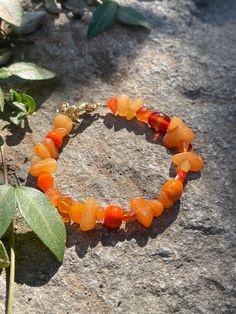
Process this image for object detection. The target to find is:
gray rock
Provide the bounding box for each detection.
[0,0,235,313]
[16,10,46,35]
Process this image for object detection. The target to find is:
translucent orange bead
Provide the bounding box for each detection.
[33,143,51,159]
[29,158,57,177]
[117,95,130,117]
[136,107,152,123]
[126,98,143,120]
[122,210,137,222]
[148,199,164,217]
[163,124,195,148]
[107,97,118,114]
[80,197,97,231]
[130,197,153,228]
[30,155,41,166]
[46,131,62,148]
[43,137,59,159]
[57,196,73,215]
[103,205,123,229]
[95,206,106,221]
[53,128,68,138]
[158,191,174,209]
[172,152,204,172]
[54,114,73,136]
[148,112,170,132]
[162,179,183,202]
[46,187,62,206]
[69,201,85,223]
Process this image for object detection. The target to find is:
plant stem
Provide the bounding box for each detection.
[0,144,15,314]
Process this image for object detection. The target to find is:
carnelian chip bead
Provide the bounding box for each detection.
[69,201,85,223]
[54,114,73,135]
[167,116,184,132]
[53,128,68,138]
[103,205,123,229]
[117,95,130,117]
[177,160,191,173]
[148,199,164,217]
[80,197,97,231]
[46,187,62,206]
[33,143,51,159]
[43,137,59,159]
[95,206,106,221]
[107,97,118,114]
[126,98,143,120]
[158,191,174,209]
[162,179,183,202]
[163,124,195,148]
[46,131,63,148]
[130,197,153,228]
[148,112,170,132]
[37,172,54,192]
[29,158,57,177]
[136,107,152,123]
[172,151,204,172]
[30,155,41,166]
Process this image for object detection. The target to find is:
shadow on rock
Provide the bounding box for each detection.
[67,202,180,259]
[15,231,61,287]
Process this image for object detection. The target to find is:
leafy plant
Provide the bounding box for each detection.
[0,87,37,126]
[87,0,150,39]
[0,137,66,313]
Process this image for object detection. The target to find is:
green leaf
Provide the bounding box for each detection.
[0,240,9,268]
[116,6,150,30]
[16,187,66,262]
[87,1,118,39]
[6,62,56,80]
[0,0,23,26]
[11,101,28,112]
[0,48,12,67]
[10,89,22,103]
[22,94,36,114]
[0,67,12,79]
[0,185,16,238]
[9,111,27,125]
[0,87,4,112]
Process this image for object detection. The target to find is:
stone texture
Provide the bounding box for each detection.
[0,0,236,313]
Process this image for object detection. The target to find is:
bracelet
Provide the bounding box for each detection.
[28,95,204,231]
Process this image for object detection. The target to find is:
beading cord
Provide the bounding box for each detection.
[28,95,204,230]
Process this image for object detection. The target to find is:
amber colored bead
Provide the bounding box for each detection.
[162,179,183,202]
[167,116,184,132]
[69,201,85,224]
[148,112,170,132]
[95,206,106,221]
[29,158,57,177]
[172,151,204,172]
[103,205,123,229]
[117,95,130,117]
[107,97,118,114]
[136,107,152,123]
[43,137,59,159]
[57,196,73,215]
[122,210,137,222]
[37,172,54,192]
[130,197,153,228]
[80,197,97,231]
[163,124,195,148]
[33,143,51,159]
[158,191,174,209]
[126,98,143,120]
[46,188,62,206]
[46,131,63,148]
[61,213,70,223]
[53,128,68,138]
[54,114,73,135]
[30,155,41,166]
[148,199,164,217]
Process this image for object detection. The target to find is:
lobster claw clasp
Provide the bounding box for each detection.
[57,102,102,125]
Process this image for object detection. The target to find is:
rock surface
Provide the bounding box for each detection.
[0,0,236,313]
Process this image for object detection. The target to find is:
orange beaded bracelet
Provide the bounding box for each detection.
[29,96,204,231]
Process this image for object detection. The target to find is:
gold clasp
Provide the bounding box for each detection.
[57,102,103,125]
